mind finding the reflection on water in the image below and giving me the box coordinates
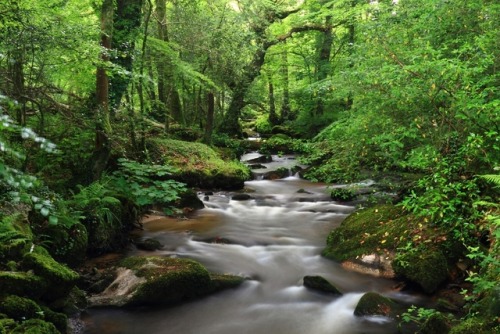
[83,175,407,334]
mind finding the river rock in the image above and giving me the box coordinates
[354,292,398,317]
[246,155,272,164]
[341,254,395,279]
[135,238,163,251]
[89,256,244,307]
[231,194,253,201]
[303,276,342,295]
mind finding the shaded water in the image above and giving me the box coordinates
[82,173,418,334]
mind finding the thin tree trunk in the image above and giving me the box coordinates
[268,75,279,126]
[280,43,291,122]
[314,14,333,116]
[204,92,215,144]
[92,0,114,181]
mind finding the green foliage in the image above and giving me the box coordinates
[110,159,186,213]
[329,188,357,202]
[259,135,307,155]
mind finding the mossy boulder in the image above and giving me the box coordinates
[0,318,16,334]
[41,307,68,334]
[354,292,399,317]
[323,204,458,293]
[449,318,491,334]
[147,138,251,190]
[303,275,342,295]
[10,319,59,334]
[0,271,48,299]
[135,238,163,251]
[43,223,88,267]
[90,256,244,307]
[393,248,449,294]
[22,252,79,301]
[419,313,451,334]
[0,295,42,321]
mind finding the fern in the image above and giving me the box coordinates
[480,174,500,187]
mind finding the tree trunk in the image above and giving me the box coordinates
[268,75,279,126]
[204,92,215,144]
[314,14,333,116]
[92,0,114,181]
[109,0,143,115]
[280,43,292,122]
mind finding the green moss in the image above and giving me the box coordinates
[449,318,490,334]
[303,275,342,295]
[22,252,79,301]
[393,248,448,294]
[0,271,47,299]
[354,292,398,317]
[147,138,251,189]
[322,205,407,261]
[44,223,88,267]
[0,295,42,321]
[419,313,451,334]
[210,274,245,292]
[11,319,60,334]
[0,318,16,334]
[41,307,67,334]
[121,256,214,306]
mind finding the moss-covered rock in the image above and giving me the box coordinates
[43,223,88,267]
[323,204,459,293]
[393,248,449,294]
[22,252,79,301]
[322,205,406,262]
[147,138,251,190]
[90,256,244,307]
[303,275,342,295]
[419,313,451,334]
[0,295,42,321]
[0,318,16,334]
[449,318,492,334]
[210,274,246,292]
[0,271,47,299]
[11,319,60,334]
[41,307,68,334]
[0,213,32,263]
[354,292,399,317]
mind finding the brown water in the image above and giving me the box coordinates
[82,175,420,334]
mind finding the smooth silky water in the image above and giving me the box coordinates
[82,173,420,334]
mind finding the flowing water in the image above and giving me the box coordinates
[82,157,420,334]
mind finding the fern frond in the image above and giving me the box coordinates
[480,174,500,187]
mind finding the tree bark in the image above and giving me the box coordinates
[109,0,144,114]
[268,75,279,126]
[280,43,292,122]
[92,0,114,181]
[204,92,215,144]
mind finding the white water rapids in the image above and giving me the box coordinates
[82,175,419,334]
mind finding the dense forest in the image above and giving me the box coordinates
[0,0,499,333]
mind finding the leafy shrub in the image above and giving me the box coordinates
[110,158,187,214]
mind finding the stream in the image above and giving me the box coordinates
[82,154,421,334]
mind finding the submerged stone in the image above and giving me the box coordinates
[354,292,398,317]
[135,238,163,251]
[303,275,342,295]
